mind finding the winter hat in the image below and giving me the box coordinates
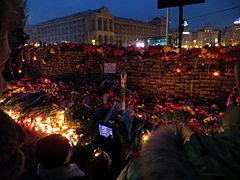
[36,134,71,168]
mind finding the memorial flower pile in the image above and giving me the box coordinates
[22,42,240,62]
[0,77,225,147]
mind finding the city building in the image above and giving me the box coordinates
[182,27,192,48]
[25,6,166,45]
[192,26,220,47]
[222,17,240,46]
[114,17,166,45]
[169,27,192,48]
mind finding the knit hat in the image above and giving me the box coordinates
[36,134,71,168]
[223,105,240,129]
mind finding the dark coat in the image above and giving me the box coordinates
[184,128,240,179]
[0,110,26,180]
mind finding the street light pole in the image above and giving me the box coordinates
[166,8,170,45]
[178,5,184,48]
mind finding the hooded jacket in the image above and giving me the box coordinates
[117,126,197,180]
[117,123,240,180]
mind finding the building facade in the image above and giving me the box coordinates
[222,20,240,46]
[114,17,164,45]
[192,26,220,47]
[25,7,166,45]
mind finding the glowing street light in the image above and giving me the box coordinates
[91,39,96,45]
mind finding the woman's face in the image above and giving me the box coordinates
[0,32,11,96]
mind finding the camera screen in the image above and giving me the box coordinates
[99,124,113,138]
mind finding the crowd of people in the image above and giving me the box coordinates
[1,0,240,180]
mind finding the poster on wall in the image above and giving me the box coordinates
[104,63,116,74]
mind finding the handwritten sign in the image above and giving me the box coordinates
[104,63,116,74]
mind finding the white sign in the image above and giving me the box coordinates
[104,63,116,74]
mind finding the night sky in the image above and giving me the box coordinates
[27,0,240,31]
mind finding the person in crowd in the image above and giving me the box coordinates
[0,110,26,180]
[0,0,26,90]
[234,59,240,94]
[0,0,27,179]
[36,134,86,180]
[226,88,240,107]
[117,104,240,180]
[71,133,127,180]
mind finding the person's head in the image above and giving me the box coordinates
[0,0,26,95]
[36,134,72,168]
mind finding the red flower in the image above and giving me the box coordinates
[114,49,124,56]
[213,123,219,127]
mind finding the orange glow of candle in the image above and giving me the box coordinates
[212,71,220,77]
[176,68,182,73]
[6,109,79,145]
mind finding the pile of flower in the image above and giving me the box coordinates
[22,42,240,62]
[0,78,225,146]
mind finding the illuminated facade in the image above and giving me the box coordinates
[25,7,166,45]
[114,17,165,45]
[192,26,220,47]
[169,26,221,48]
[222,19,240,46]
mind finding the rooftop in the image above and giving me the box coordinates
[115,16,148,24]
[39,8,102,25]
[37,6,155,26]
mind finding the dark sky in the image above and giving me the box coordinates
[27,0,240,31]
